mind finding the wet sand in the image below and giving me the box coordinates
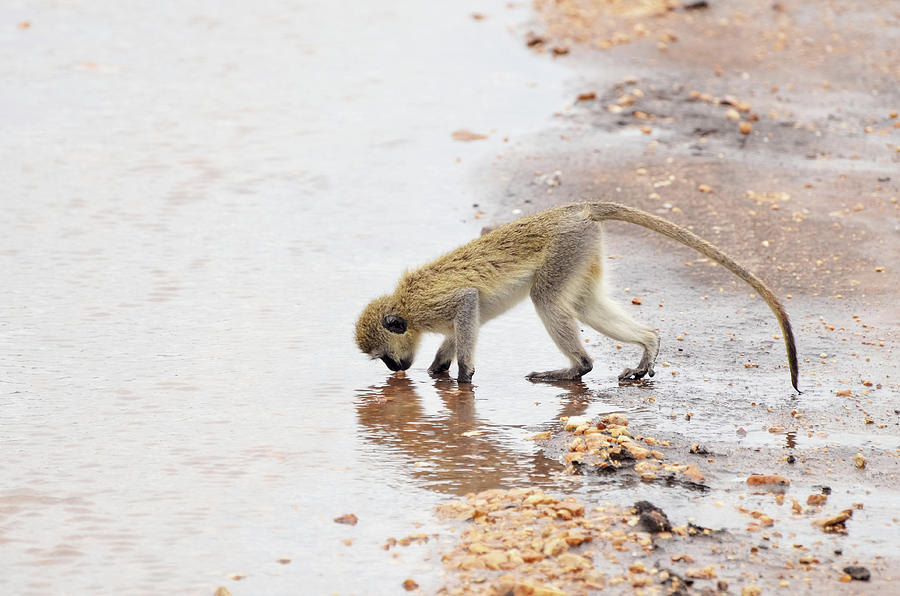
[429,1,899,593]
[1,0,897,594]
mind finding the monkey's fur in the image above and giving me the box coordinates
[355,202,799,391]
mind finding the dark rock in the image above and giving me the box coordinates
[843,566,870,581]
[634,501,672,533]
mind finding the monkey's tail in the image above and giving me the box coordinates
[584,201,799,393]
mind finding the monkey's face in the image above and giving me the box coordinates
[355,297,420,372]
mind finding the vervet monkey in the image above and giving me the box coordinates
[355,202,799,391]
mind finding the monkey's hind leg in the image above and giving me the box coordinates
[526,299,593,381]
[526,274,594,382]
[577,292,660,381]
[428,336,456,375]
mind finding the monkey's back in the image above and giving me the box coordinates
[394,207,585,326]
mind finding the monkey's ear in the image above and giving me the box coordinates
[382,314,407,334]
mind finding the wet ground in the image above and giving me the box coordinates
[1,0,897,595]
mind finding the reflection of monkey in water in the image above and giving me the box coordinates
[355,377,591,495]
[356,202,798,390]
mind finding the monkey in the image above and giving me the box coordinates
[355,201,799,391]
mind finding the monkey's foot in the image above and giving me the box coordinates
[618,366,655,381]
[527,368,587,382]
[428,361,452,375]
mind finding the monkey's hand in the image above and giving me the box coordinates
[618,365,655,381]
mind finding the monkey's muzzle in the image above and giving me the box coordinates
[381,356,412,372]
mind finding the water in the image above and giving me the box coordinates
[0,1,580,593]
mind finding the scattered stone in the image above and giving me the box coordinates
[402,578,419,591]
[843,565,871,581]
[690,443,711,455]
[686,522,718,536]
[334,513,359,525]
[602,413,629,426]
[807,493,827,506]
[814,509,853,534]
[525,32,545,47]
[451,129,488,142]
[686,565,717,579]
[634,500,672,533]
[746,474,790,487]
[564,415,592,430]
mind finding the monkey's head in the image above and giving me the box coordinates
[355,295,420,372]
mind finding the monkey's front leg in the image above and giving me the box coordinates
[453,288,480,384]
[428,336,456,375]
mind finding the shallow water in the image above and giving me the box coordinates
[0,1,584,594]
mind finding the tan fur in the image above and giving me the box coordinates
[355,201,799,390]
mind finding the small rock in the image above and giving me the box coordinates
[807,494,827,506]
[334,513,359,525]
[451,129,488,142]
[815,509,853,534]
[565,415,592,430]
[634,501,672,533]
[843,566,870,581]
[525,32,545,47]
[402,578,420,591]
[746,474,790,486]
[690,443,711,455]
[601,413,629,426]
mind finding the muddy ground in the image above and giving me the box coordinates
[392,1,900,595]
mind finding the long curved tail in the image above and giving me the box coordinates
[582,201,799,392]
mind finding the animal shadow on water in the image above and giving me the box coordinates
[354,374,595,495]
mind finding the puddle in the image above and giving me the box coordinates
[0,1,578,594]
